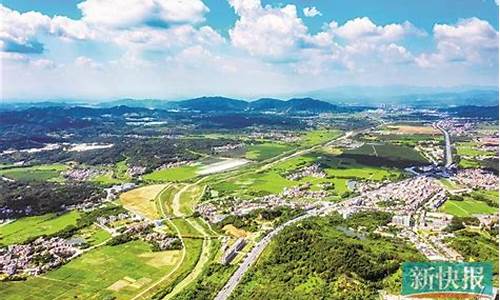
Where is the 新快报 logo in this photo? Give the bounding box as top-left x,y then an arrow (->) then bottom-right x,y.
402,262 -> 494,298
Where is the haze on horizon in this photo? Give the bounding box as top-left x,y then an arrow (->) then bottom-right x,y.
0,0 -> 499,101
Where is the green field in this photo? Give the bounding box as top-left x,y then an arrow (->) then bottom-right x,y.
0,164 -> 67,182
341,143 -> 428,168
93,160 -> 132,185
143,166 -> 198,182
179,185 -> 205,216
302,129 -> 342,146
245,143 -> 293,161
0,211 -> 80,245
171,218 -> 205,237
456,142 -> 494,157
76,224 -> 112,246
1,240 -> 182,300
440,199 -> 498,217
213,151 -> 400,198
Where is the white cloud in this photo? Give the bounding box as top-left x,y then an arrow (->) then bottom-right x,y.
228,0 -> 308,59
0,4 -> 95,53
77,0 -> 209,28
417,17 -> 498,67
303,7 -> 321,18
0,5 -> 50,53
331,17 -> 424,42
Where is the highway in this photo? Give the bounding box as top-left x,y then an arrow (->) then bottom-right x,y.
435,122 -> 452,167
214,207 -> 329,300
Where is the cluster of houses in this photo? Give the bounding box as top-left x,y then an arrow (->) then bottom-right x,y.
63,167 -> 103,181
0,237 -> 79,278
212,143 -> 244,154
247,131 -> 300,143
285,163 -> 326,180
104,183 -> 137,201
281,185 -> 328,199
196,194 -> 319,224
155,160 -> 192,171
453,169 -> 498,190
142,231 -> 181,251
351,176 -> 446,214
127,166 -> 146,177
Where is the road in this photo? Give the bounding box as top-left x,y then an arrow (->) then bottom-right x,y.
214,207 -> 329,300
435,122 -> 452,167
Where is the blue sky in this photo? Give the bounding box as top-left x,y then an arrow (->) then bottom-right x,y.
0,0 -> 498,100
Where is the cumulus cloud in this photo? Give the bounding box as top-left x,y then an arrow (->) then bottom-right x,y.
330,17 -> 424,42
0,4 -> 95,53
0,5 -> 50,53
228,0 -> 308,59
416,17 -> 498,67
78,0 -> 209,28
303,7 -> 321,18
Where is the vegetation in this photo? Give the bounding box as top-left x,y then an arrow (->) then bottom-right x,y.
144,166 -> 199,182
231,214 -> 424,299
0,240 -> 182,299
0,164 -> 68,182
245,143 -> 293,161
0,211 -> 81,245
0,181 -> 104,218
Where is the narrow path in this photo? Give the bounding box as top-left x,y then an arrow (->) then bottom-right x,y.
131,186 -> 187,300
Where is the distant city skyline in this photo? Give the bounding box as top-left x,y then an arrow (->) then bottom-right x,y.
1,0 -> 498,100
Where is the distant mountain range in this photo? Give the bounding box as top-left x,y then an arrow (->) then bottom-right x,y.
98,97 -> 365,113
1,87 -> 498,113
298,86 -> 499,107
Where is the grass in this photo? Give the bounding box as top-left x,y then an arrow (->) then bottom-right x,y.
93,160 -> 131,185
158,184 -> 180,216
341,142 -> 428,168
440,198 -> 498,217
456,141 -> 494,157
171,218 -> 205,238
302,129 -> 342,146
119,184 -> 167,220
0,211 -> 80,245
0,240 -> 181,300
0,164 -> 67,182
76,224 -> 112,246
145,238 -> 204,299
179,185 -> 205,216
143,166 -> 198,182
245,143 -> 293,161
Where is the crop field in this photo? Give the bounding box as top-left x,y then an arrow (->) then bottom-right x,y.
384,125 -> 440,135
0,240 -> 182,300
341,143 -> 428,168
368,133 -> 442,147
245,143 -> 293,161
144,238 -> 203,300
456,141 -> 495,157
0,164 -> 67,182
440,198 -> 498,217
76,225 -> 112,246
178,185 -> 205,215
212,151 -> 400,198
302,129 -> 342,146
120,184 -> 167,220
0,211 -> 80,245
143,166 -> 198,182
